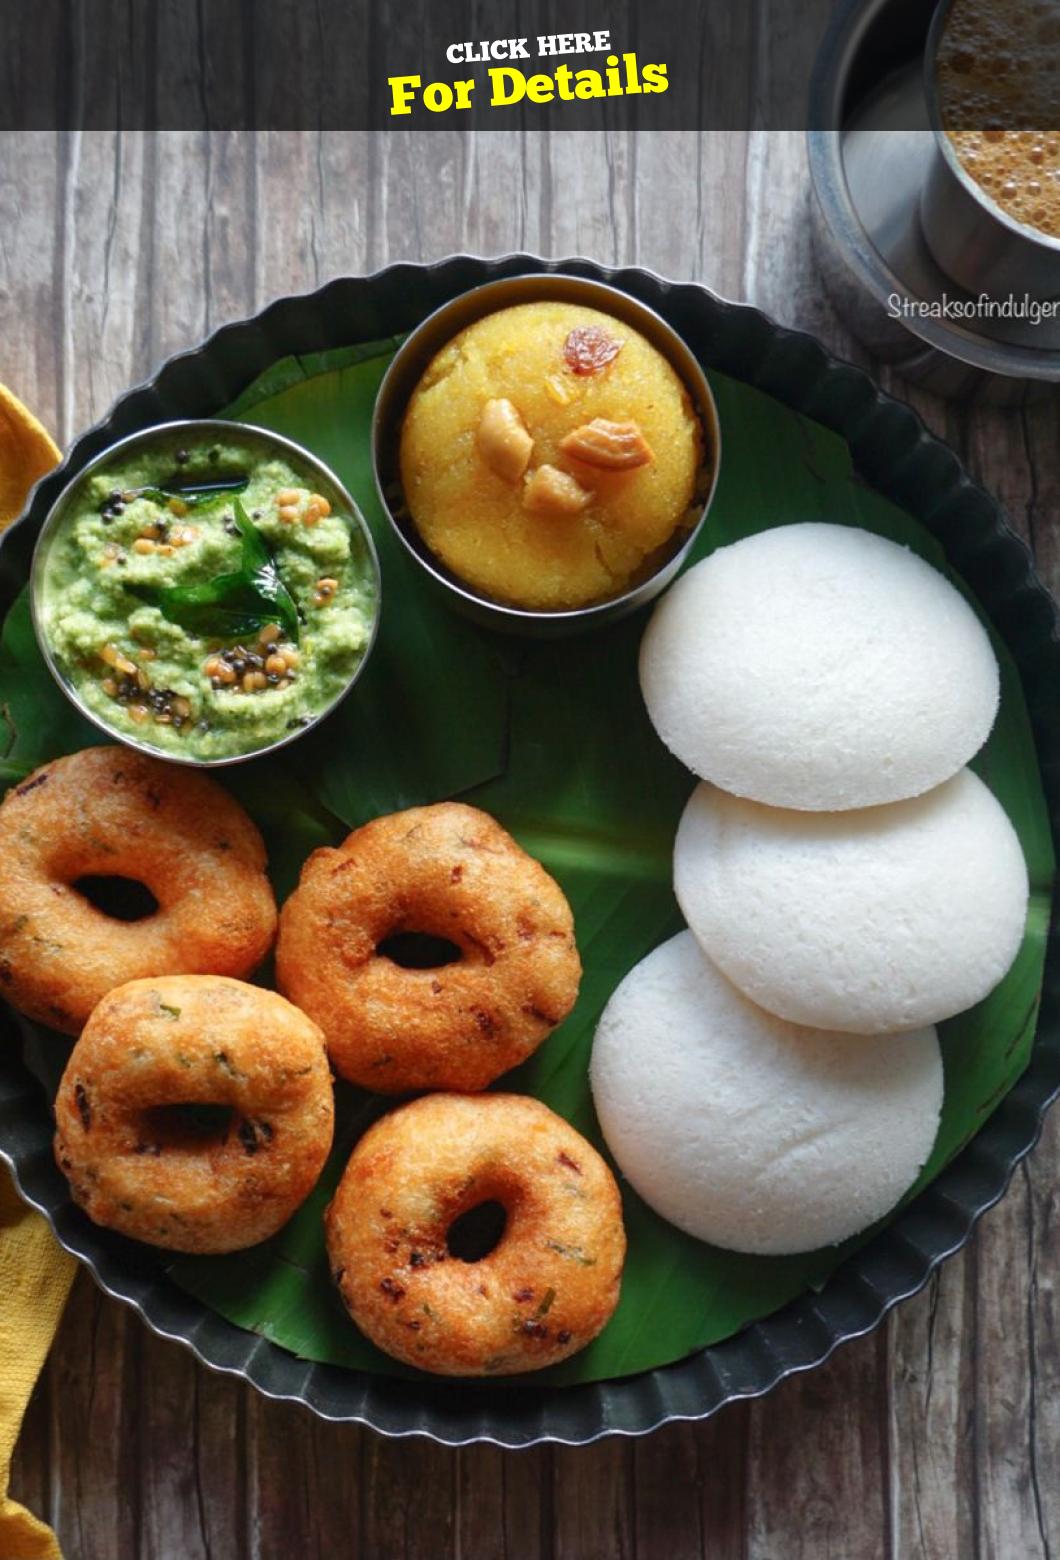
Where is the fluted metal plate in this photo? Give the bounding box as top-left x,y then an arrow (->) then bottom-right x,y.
1,256 -> 1058,1446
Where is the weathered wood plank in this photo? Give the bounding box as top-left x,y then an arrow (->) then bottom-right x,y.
358,1426 -> 459,1557
136,1323 -> 234,1560
254,132 -> 370,297
970,1170 -> 1053,1560
187,1363 -> 251,1560
1020,1112 -> 1060,1557
45,1277 -> 140,1560
631,131 -> 749,295
957,398 -> 1060,1560
455,1442 -> 548,1559
632,1407 -> 750,1560
745,1331 -> 892,1560
552,1439 -> 635,1560
888,1255 -> 978,1560
0,131 -> 64,442
462,135 -> 538,257
64,132 -> 157,425
2,126 -> 1059,1560
6,1370 -> 51,1548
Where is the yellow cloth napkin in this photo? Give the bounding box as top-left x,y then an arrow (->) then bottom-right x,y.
0,1176 -> 75,1559
0,385 -> 74,1560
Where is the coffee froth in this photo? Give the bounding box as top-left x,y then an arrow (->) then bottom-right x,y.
936,0 -> 1060,239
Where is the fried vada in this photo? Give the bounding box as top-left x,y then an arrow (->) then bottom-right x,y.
325,1092 -> 626,1375
0,747 -> 277,1034
276,803 -> 581,1092
54,975 -> 333,1252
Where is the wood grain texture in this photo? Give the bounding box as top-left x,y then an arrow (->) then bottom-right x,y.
2,128 -> 1059,1560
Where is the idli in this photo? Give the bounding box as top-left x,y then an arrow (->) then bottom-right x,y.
638,522 -> 1000,810
589,932 -> 943,1255
674,769 -> 1029,1034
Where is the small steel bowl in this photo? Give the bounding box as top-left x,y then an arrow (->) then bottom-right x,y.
30,418 -> 381,769
919,0 -> 1060,301
371,272 -> 721,637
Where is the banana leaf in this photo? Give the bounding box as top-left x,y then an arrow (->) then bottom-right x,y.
1,340 -> 1051,1388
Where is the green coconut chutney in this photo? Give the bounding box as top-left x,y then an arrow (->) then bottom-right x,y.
38,428 -> 377,761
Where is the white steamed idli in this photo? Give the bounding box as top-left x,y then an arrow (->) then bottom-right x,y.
638,522 -> 1000,810
674,768 -> 1029,1034
589,931 -> 943,1255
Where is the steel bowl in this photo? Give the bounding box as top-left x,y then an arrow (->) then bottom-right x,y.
29,418 -> 381,769
807,0 -> 1060,400
919,0 -> 1060,301
371,271 -> 721,638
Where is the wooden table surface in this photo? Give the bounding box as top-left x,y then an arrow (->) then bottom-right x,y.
2,130 -> 1058,1560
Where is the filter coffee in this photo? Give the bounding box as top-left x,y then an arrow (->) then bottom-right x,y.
936,0 -> 1060,239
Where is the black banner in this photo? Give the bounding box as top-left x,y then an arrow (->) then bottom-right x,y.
0,0 -> 828,130
2,0 -> 1055,132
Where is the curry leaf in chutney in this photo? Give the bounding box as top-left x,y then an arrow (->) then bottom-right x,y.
128,497 -> 300,642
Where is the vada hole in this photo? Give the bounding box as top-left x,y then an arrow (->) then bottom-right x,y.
446,1199 -> 507,1262
140,1102 -> 233,1148
74,875 -> 159,922
377,932 -> 462,970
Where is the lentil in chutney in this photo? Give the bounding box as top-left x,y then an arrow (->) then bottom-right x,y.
38,428 -> 377,761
